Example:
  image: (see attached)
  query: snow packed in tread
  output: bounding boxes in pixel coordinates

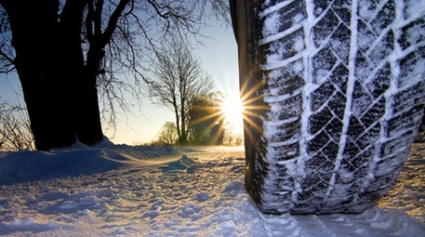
[253,0,425,214]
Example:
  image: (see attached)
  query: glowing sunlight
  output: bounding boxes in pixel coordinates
[221,94,244,134]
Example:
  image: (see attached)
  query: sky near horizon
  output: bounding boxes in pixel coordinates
[0,23,239,145]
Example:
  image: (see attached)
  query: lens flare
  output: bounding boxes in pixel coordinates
[220,94,244,133]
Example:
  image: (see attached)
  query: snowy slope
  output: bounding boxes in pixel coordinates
[0,142,424,236]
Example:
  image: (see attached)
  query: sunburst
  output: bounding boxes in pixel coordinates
[220,93,244,134]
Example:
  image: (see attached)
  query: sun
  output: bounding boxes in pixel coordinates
[221,94,244,134]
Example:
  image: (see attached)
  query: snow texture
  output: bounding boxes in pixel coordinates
[256,0,425,214]
[0,142,424,236]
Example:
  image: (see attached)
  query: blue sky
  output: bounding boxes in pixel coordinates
[0,23,238,145]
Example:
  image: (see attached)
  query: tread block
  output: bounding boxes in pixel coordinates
[262,0,306,36]
[311,81,336,112]
[305,152,329,170]
[358,20,378,51]
[268,142,300,161]
[360,97,385,128]
[355,52,375,82]
[324,118,343,142]
[398,47,425,88]
[329,64,349,93]
[266,60,305,96]
[331,0,351,25]
[342,140,361,160]
[365,63,391,99]
[392,80,425,114]
[351,81,373,117]
[380,130,414,158]
[368,31,394,66]
[385,105,423,137]
[321,141,339,162]
[313,9,339,47]
[308,107,334,134]
[307,130,331,154]
[329,24,351,65]
[399,18,425,50]
[347,116,366,141]
[370,0,396,33]
[270,93,303,120]
[356,123,380,149]
[327,91,346,119]
[264,29,305,63]
[313,46,337,83]
[267,118,301,142]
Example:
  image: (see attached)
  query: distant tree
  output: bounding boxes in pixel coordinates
[221,120,244,146]
[0,0,229,150]
[149,42,214,145]
[234,133,244,146]
[0,100,34,151]
[157,122,177,145]
[221,124,233,146]
[188,92,224,145]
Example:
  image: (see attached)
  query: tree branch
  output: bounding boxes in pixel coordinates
[86,0,95,42]
[101,0,130,47]
[0,47,13,65]
[94,0,104,37]
[146,0,176,19]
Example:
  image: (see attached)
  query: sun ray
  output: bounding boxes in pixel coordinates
[220,93,244,134]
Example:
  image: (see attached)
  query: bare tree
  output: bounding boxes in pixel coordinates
[0,0,229,150]
[149,42,213,145]
[222,126,243,146]
[0,99,34,151]
[234,133,243,146]
[156,121,177,145]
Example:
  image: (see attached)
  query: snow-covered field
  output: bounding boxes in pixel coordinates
[0,140,424,236]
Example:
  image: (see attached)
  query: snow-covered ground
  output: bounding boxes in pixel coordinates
[0,141,424,237]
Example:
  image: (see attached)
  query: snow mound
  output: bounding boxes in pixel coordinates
[159,155,200,172]
[0,143,180,185]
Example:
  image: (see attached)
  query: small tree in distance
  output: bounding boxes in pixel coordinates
[0,99,34,151]
[149,41,214,145]
[156,122,177,146]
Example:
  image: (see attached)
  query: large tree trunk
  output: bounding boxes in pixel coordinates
[61,0,103,146]
[4,0,103,150]
[7,0,76,150]
[73,77,103,146]
[14,62,77,150]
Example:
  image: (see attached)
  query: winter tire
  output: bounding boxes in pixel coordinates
[231,0,425,214]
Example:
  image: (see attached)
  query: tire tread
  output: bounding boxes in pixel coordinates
[250,0,425,214]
